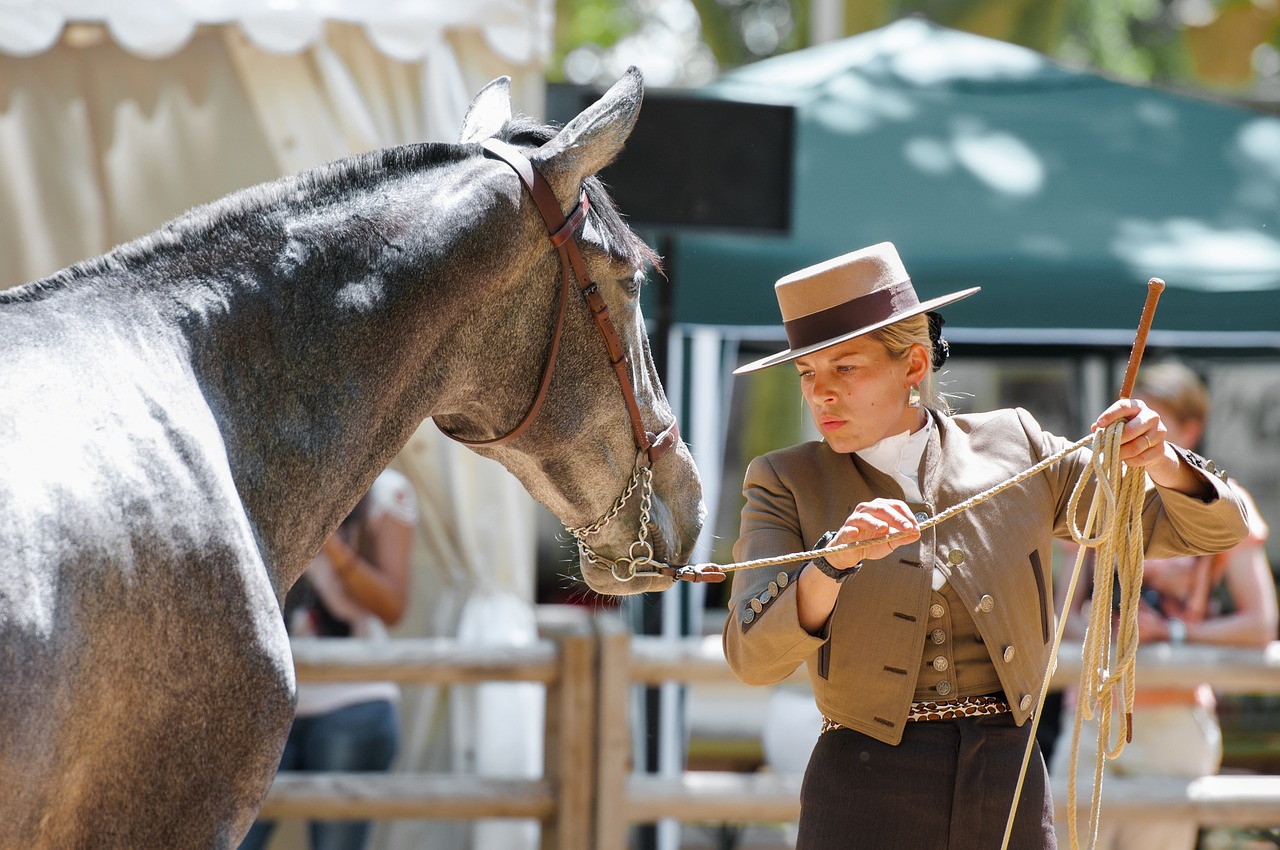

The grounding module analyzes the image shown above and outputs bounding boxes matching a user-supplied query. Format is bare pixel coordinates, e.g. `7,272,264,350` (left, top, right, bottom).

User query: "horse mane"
0,117,658,305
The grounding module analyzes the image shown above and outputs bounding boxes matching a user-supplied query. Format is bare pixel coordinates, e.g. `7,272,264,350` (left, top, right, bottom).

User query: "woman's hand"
825,498,922,568
1093,398,1209,496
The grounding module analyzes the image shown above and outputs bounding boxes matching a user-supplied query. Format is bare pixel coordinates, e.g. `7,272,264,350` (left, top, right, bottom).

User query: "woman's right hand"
825,498,921,568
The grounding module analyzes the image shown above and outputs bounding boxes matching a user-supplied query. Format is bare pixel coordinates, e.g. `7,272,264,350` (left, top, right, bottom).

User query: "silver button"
750,598,763,614
768,581,779,597
743,609,755,624
777,571,789,588
936,680,953,696
931,629,946,645
978,594,995,613
1019,694,1033,712
759,590,773,604
930,603,945,619
1003,646,1015,663
948,549,966,566
932,656,949,672
914,511,929,522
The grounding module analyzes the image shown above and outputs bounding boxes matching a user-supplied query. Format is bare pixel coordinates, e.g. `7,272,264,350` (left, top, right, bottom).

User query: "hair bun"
926,311,949,372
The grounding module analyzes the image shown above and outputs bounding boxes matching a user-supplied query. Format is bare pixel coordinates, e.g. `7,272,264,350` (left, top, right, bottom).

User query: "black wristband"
810,530,859,582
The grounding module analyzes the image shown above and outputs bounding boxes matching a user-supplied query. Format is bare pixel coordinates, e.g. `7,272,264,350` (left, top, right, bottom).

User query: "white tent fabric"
1,4,552,849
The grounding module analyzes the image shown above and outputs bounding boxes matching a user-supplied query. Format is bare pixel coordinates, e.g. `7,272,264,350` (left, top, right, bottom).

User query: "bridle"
439,137,700,583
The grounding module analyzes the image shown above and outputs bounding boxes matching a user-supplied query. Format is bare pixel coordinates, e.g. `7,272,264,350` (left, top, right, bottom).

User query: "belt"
821,694,1010,733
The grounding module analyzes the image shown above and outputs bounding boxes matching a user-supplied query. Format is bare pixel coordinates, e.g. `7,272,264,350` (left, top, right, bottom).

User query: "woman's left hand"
1093,398,1169,469
1093,398,1209,496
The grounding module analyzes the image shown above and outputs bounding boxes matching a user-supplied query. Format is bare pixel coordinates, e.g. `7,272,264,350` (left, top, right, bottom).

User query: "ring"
1144,435,1153,450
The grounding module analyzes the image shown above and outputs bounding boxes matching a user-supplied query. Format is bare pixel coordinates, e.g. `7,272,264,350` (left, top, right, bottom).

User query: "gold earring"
908,385,921,408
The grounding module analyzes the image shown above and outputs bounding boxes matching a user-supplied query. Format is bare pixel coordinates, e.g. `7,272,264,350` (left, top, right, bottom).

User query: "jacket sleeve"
1025,408,1249,558
1141,444,1249,558
722,454,827,687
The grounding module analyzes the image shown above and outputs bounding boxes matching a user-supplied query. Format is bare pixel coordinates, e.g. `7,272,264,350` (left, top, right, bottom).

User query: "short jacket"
723,407,1248,745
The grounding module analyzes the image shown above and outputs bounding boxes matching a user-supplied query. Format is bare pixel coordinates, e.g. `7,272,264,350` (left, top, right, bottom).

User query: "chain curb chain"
566,453,661,583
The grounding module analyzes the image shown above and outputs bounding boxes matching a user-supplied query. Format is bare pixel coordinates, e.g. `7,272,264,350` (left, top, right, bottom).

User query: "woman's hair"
1134,361,1210,426
869,314,952,413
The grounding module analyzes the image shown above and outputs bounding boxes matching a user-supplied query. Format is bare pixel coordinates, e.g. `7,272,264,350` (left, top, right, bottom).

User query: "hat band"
783,280,919,351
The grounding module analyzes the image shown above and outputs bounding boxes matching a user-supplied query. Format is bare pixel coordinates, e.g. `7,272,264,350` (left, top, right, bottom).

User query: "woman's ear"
906,342,931,387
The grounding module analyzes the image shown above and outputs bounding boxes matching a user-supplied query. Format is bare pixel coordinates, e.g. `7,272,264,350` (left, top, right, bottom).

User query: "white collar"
855,415,932,503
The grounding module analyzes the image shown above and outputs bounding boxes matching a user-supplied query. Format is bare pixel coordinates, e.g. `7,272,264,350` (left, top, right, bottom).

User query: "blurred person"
721,243,1248,850
240,467,416,850
1050,361,1277,850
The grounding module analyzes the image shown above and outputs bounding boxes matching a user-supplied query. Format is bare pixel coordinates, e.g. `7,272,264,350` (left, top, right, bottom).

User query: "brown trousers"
796,712,1055,850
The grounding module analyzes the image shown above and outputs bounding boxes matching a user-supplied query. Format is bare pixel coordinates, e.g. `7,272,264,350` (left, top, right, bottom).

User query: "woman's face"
794,334,929,454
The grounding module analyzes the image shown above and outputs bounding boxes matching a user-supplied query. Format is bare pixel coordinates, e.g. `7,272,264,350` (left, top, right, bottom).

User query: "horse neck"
147,224,467,589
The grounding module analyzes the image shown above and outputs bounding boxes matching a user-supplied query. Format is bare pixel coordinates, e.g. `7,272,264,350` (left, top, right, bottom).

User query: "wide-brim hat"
733,241,980,375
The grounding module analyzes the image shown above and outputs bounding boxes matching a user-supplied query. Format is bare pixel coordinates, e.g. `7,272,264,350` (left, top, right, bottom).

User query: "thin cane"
998,277,1165,850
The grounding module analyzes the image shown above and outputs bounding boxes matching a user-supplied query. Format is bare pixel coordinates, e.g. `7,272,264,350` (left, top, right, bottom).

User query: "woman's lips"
819,418,846,432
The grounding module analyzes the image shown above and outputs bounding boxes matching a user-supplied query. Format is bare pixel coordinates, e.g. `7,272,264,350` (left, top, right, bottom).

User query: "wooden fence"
263,612,1280,849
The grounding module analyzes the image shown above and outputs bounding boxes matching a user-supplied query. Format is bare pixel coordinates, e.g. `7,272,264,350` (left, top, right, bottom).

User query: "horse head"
433,69,705,595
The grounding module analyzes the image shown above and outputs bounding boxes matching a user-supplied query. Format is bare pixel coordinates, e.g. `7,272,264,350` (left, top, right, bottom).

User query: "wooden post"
593,612,634,850
540,610,597,850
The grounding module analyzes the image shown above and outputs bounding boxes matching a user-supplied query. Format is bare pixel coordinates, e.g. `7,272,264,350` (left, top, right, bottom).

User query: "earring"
908,385,921,408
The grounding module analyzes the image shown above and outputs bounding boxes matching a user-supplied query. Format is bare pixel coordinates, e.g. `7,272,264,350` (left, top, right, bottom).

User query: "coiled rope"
1056,422,1148,850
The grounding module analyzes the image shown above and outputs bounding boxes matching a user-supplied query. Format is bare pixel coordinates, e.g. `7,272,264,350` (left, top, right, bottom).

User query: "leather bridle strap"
446,137,678,464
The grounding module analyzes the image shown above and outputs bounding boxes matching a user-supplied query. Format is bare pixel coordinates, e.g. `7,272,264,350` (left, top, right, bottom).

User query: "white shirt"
855,417,947,589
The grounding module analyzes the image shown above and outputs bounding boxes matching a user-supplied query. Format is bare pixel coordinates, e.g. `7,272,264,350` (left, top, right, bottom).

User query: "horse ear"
459,76,513,144
533,67,643,198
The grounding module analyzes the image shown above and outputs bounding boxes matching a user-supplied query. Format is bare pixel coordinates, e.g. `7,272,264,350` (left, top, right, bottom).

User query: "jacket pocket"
1028,550,1050,644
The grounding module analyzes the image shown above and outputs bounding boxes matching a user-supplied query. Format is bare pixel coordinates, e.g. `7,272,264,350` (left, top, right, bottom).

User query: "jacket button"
948,549,966,566
743,609,755,625
932,656,949,672
777,571,789,588
931,629,946,645
1019,694,1033,712
759,590,773,604
768,580,779,597
1003,646,1015,663
750,598,763,613
930,603,945,619
936,680,953,696
977,594,995,613
915,511,929,522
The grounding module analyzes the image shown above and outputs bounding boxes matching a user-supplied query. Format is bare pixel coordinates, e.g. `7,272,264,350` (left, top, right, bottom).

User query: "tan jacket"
723,407,1248,745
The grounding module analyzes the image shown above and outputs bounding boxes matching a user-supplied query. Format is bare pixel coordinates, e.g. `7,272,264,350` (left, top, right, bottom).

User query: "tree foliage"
553,0,1280,98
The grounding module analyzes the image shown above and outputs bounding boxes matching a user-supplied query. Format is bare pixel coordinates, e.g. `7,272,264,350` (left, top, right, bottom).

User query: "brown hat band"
783,280,919,351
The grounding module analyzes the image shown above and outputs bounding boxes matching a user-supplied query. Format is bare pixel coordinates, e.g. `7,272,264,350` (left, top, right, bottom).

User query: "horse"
0,68,704,849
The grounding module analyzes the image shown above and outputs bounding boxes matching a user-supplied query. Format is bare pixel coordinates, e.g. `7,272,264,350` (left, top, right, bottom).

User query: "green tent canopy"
668,18,1280,349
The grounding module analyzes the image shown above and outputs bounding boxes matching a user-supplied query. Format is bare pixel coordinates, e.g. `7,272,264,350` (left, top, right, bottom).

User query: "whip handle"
1117,278,1165,399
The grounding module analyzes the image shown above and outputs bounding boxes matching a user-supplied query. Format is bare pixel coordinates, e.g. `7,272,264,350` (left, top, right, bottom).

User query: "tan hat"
733,242,980,374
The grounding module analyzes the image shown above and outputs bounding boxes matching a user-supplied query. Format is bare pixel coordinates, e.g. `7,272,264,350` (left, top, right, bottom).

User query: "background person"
1050,360,1277,850
722,242,1249,850
240,467,416,850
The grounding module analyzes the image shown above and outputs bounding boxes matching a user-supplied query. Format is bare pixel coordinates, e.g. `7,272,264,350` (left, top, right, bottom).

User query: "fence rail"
268,617,1280,848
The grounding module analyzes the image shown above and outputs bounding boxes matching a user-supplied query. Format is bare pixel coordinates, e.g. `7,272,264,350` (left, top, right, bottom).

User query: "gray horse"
0,69,703,849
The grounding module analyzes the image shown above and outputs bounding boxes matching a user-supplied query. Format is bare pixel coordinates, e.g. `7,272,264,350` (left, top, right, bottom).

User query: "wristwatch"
1167,617,1187,645
810,530,860,583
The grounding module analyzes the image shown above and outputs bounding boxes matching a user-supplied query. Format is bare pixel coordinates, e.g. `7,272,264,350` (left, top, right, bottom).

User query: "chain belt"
821,694,1010,733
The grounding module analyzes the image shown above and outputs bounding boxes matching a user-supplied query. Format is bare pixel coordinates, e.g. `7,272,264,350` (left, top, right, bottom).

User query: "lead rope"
996,419,1147,850
1060,424,1148,850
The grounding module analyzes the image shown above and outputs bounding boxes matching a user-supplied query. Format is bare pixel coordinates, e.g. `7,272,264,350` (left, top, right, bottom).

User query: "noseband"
440,138,698,582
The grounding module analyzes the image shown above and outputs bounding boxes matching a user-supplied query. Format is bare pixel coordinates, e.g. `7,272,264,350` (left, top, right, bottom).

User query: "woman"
723,243,1249,850
1050,360,1276,850
240,467,416,850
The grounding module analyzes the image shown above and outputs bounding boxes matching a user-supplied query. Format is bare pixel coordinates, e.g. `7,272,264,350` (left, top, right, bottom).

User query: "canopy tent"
665,17,1280,351
1,4,553,849
652,18,1280,634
